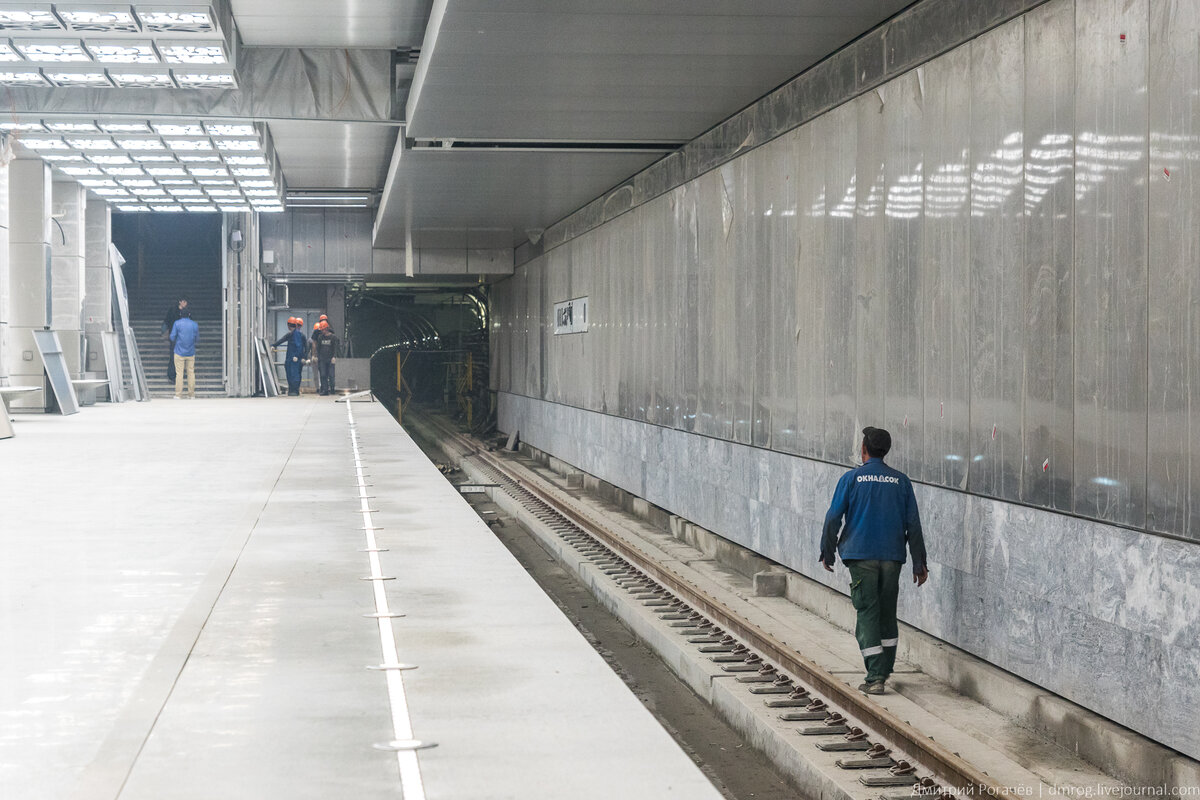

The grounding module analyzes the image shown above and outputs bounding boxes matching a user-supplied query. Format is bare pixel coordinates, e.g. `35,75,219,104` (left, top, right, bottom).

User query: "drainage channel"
414,411,1002,800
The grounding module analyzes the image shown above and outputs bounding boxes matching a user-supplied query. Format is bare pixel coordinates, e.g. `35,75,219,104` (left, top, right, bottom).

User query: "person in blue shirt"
169,307,200,400
272,317,308,396
820,426,928,695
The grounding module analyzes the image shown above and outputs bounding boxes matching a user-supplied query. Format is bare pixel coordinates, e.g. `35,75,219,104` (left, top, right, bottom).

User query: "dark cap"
862,426,892,458
179,307,192,318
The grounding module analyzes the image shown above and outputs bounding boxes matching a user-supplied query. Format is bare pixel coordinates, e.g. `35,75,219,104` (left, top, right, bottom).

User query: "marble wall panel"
1021,0,1076,511
497,392,1200,759
1146,0,1200,538
1072,0,1149,526
968,20,1025,503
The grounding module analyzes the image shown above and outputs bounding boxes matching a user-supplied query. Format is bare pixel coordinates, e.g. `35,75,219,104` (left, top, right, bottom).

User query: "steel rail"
418,412,1004,797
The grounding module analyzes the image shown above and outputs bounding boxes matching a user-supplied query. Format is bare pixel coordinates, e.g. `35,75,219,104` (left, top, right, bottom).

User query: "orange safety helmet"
319,314,328,321
295,317,303,326
318,320,329,330
287,316,298,326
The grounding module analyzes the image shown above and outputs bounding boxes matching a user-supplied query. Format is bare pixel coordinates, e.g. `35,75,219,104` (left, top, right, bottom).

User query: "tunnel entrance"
345,286,491,430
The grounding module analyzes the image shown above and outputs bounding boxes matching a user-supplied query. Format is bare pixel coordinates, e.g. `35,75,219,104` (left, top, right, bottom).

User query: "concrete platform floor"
0,398,723,800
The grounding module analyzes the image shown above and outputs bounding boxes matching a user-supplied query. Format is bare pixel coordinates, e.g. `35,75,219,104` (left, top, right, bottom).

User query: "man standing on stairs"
272,317,307,396
819,426,928,696
160,296,189,383
170,306,199,400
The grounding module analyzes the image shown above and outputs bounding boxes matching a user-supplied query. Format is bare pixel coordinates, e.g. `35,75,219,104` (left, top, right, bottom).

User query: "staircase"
125,261,225,398
132,317,225,397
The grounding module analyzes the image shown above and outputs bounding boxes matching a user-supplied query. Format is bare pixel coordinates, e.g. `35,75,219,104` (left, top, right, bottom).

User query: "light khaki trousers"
174,354,196,398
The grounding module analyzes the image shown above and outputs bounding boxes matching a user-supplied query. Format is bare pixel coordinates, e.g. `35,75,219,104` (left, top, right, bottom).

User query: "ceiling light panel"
152,122,202,136
172,70,231,87
87,40,157,63
0,69,47,85
0,8,62,32
0,42,22,61
45,69,111,86
114,135,165,150
157,40,223,64
87,154,132,164
98,120,151,133
58,8,140,33
109,69,173,87
13,38,88,61
135,8,213,34
45,119,98,132
11,112,285,215
205,123,254,137
67,136,117,150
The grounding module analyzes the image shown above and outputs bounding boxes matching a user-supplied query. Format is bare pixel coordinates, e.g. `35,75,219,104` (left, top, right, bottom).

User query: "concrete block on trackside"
754,570,788,597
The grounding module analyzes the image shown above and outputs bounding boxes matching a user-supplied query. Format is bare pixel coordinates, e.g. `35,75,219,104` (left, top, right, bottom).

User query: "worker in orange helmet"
311,318,341,395
272,315,308,395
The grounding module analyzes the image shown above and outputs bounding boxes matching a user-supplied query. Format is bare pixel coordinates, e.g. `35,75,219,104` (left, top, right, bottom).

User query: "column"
82,197,113,380
0,143,9,383
51,179,87,375
6,159,52,410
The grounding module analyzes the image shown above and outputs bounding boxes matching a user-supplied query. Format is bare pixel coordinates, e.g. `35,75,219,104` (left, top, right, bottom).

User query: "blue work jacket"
820,458,927,572
170,318,199,357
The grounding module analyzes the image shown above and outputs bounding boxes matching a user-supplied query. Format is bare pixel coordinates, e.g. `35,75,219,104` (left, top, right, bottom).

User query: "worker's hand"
821,559,834,573
913,567,928,587
292,356,298,362
331,357,336,364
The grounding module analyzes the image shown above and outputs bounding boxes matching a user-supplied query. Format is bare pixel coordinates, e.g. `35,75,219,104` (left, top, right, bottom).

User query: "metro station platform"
0,398,723,800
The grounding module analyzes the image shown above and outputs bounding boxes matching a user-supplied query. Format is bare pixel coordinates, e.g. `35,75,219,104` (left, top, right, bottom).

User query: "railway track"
416,410,1004,800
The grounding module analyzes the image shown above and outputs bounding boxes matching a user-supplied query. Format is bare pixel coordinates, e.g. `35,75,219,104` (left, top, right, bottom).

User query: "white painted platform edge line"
347,402,428,800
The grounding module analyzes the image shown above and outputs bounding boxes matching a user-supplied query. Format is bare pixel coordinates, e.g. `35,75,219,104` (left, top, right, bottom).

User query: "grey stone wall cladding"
499,0,1200,541
492,0,1200,762
500,392,1200,762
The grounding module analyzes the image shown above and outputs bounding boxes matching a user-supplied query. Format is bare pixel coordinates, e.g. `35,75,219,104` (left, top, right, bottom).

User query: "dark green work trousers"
846,559,901,684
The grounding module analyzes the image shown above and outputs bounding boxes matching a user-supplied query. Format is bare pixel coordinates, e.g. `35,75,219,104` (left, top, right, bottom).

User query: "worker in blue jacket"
272,316,308,396
820,426,928,695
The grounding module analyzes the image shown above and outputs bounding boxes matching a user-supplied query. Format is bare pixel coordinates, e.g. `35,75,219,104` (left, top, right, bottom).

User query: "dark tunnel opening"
346,287,492,431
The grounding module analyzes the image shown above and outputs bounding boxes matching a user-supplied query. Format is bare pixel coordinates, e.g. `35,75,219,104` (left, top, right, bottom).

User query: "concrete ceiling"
372,146,671,249
405,0,913,143
268,120,398,192
229,0,432,49
385,0,912,247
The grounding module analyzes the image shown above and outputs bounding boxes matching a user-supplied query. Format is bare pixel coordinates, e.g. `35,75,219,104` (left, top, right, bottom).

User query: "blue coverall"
274,329,308,394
